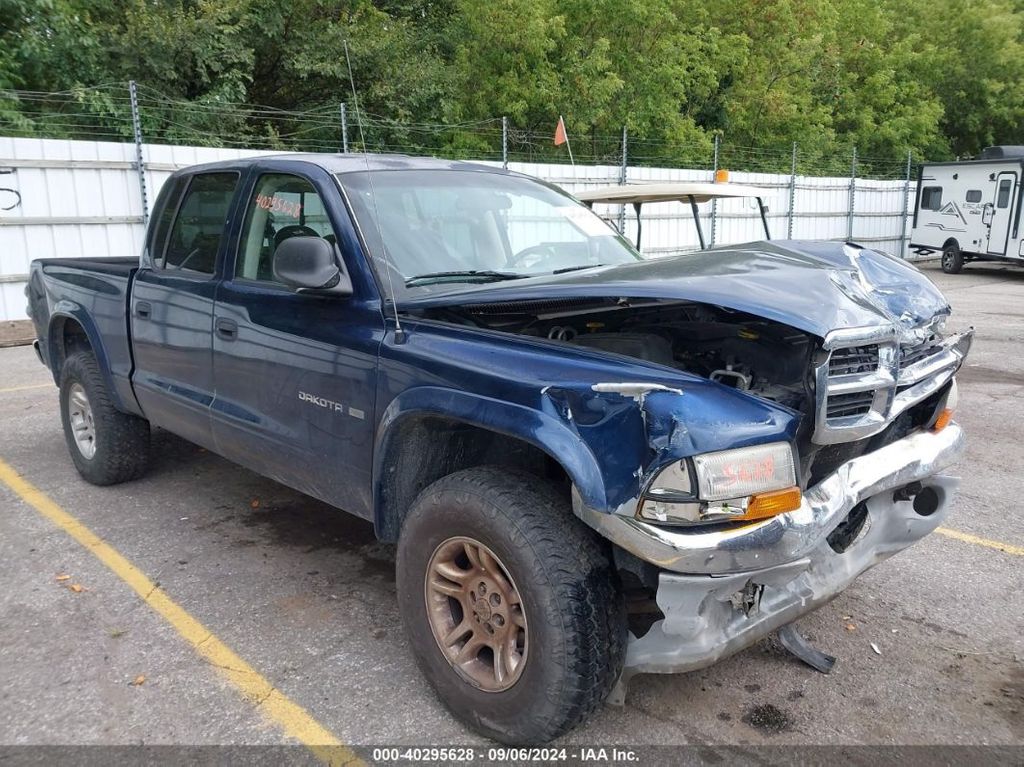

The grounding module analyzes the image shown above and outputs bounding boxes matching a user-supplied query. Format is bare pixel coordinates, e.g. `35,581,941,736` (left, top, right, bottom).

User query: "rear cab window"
153,172,240,276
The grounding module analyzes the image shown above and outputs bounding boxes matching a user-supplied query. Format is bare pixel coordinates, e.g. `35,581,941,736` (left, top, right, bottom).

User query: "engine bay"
416,298,819,413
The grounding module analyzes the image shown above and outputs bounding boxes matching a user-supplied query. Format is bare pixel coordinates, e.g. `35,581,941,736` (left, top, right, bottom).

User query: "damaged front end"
400,240,972,696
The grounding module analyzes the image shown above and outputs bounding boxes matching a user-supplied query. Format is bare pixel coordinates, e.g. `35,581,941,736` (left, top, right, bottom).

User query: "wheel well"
942,238,960,251
375,416,571,542
51,317,92,373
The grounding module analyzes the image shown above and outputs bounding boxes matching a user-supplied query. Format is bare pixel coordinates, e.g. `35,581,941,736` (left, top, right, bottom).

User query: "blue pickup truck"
25,154,971,743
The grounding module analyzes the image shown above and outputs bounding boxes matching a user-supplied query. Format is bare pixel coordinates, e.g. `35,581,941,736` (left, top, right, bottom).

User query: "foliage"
1,0,1022,170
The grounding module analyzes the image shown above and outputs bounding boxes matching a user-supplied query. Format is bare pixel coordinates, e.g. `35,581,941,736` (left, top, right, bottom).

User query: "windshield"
339,169,641,298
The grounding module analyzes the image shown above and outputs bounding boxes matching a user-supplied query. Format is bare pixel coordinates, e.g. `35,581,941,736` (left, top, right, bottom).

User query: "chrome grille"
812,327,971,445
825,391,876,418
828,345,880,377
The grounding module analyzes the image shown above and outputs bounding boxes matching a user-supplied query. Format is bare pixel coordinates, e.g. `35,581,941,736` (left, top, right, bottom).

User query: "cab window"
235,174,337,282
161,172,239,274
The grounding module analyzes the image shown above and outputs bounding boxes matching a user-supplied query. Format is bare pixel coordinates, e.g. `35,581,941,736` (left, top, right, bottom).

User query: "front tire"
941,242,964,274
59,351,150,485
396,467,626,744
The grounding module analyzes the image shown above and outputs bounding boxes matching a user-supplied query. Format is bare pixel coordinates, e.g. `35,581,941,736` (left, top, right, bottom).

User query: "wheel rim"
943,250,955,269
424,536,528,692
68,382,96,459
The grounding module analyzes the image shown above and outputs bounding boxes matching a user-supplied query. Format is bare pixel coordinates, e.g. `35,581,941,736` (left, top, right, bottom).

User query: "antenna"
344,40,406,343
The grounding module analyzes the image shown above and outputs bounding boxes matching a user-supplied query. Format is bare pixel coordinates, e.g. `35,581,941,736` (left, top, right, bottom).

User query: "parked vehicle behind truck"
910,145,1024,273
26,154,970,743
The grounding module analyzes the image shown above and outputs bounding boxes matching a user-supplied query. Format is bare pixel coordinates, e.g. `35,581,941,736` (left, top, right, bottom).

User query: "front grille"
828,345,879,376
813,329,968,445
825,391,875,418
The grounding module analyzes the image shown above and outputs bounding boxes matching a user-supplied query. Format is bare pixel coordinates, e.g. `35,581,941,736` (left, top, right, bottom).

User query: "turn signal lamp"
740,487,802,521
932,378,958,432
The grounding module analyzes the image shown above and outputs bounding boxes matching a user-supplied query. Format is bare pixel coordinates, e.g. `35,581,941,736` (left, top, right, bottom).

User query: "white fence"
0,136,917,322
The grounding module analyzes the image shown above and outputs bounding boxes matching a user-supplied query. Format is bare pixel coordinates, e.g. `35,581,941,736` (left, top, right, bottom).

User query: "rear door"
210,162,384,518
986,171,1017,255
130,170,242,449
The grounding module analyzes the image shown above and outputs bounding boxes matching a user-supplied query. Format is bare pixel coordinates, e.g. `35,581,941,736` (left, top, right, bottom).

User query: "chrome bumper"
574,423,965,575
573,425,966,698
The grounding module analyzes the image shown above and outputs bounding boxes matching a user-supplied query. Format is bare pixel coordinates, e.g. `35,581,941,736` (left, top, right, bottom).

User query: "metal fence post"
847,146,857,241
617,126,628,233
502,116,508,169
899,149,912,258
710,134,720,247
128,80,148,225
787,142,797,239
340,103,349,153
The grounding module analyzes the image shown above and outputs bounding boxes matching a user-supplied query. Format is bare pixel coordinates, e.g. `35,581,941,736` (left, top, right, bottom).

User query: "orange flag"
554,116,567,146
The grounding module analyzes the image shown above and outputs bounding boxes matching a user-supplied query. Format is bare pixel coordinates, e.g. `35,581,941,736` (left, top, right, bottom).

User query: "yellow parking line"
0,458,361,766
0,383,53,394
936,527,1024,557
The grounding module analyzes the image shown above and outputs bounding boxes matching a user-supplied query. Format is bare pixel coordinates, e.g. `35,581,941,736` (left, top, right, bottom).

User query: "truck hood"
398,240,951,340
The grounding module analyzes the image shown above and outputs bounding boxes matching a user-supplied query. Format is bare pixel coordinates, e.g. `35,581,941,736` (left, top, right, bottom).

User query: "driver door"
210,166,381,518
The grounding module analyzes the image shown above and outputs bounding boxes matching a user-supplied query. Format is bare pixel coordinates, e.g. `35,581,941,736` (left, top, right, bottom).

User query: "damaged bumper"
573,423,965,692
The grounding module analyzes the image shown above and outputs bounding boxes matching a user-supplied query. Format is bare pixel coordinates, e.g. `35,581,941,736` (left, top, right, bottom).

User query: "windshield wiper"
552,264,607,274
405,270,527,287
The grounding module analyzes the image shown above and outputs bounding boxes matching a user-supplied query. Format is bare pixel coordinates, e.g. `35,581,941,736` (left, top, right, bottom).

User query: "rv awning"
575,182,771,206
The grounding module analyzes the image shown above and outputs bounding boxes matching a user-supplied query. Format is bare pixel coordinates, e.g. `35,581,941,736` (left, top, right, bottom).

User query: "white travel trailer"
909,146,1024,273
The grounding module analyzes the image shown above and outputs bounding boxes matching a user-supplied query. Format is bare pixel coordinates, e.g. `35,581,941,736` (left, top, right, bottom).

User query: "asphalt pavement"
0,262,1021,754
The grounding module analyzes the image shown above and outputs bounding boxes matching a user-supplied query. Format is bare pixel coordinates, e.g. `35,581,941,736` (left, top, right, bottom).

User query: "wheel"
59,351,150,485
941,242,964,274
396,467,627,744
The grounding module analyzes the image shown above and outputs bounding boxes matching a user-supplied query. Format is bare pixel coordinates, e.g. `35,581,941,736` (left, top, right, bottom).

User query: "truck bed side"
25,256,143,417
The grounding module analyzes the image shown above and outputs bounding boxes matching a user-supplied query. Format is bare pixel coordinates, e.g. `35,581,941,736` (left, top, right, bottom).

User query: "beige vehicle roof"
575,182,770,205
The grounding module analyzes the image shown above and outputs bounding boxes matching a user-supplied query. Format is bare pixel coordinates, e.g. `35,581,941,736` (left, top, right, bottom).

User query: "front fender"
374,385,609,515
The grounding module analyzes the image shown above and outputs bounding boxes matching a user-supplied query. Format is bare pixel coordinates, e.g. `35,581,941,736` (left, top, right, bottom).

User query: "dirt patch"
741,703,793,735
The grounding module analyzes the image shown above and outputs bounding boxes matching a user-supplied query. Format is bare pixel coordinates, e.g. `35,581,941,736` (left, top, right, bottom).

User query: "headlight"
638,442,800,526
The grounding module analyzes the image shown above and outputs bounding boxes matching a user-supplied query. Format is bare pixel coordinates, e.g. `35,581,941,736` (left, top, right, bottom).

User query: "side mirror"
272,236,353,296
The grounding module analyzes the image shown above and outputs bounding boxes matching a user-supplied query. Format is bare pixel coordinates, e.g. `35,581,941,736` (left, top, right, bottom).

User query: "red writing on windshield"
256,193,302,218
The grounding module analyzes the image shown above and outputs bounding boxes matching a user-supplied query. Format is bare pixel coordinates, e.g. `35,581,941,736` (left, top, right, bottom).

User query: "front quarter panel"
374,319,800,516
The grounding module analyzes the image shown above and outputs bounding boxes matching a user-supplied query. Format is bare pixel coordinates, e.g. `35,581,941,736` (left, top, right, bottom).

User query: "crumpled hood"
399,240,951,339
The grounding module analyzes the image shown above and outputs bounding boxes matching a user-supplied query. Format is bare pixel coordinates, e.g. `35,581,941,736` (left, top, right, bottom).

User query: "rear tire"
396,467,626,744
941,242,964,274
59,351,150,485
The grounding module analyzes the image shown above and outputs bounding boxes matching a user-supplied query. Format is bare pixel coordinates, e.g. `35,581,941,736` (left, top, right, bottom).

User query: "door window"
235,174,337,282
161,173,240,274
997,179,1013,208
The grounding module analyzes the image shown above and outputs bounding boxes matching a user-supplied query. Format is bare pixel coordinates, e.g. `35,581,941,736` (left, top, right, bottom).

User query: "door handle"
215,317,238,340
135,301,152,319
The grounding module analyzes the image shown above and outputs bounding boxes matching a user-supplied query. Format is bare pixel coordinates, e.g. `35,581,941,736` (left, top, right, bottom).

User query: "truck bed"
27,256,140,415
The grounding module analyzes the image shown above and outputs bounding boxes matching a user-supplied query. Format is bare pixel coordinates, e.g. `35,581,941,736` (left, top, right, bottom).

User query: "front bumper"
573,424,965,693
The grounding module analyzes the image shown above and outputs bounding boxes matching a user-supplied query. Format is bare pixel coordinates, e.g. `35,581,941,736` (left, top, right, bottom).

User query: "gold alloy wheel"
424,536,528,692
